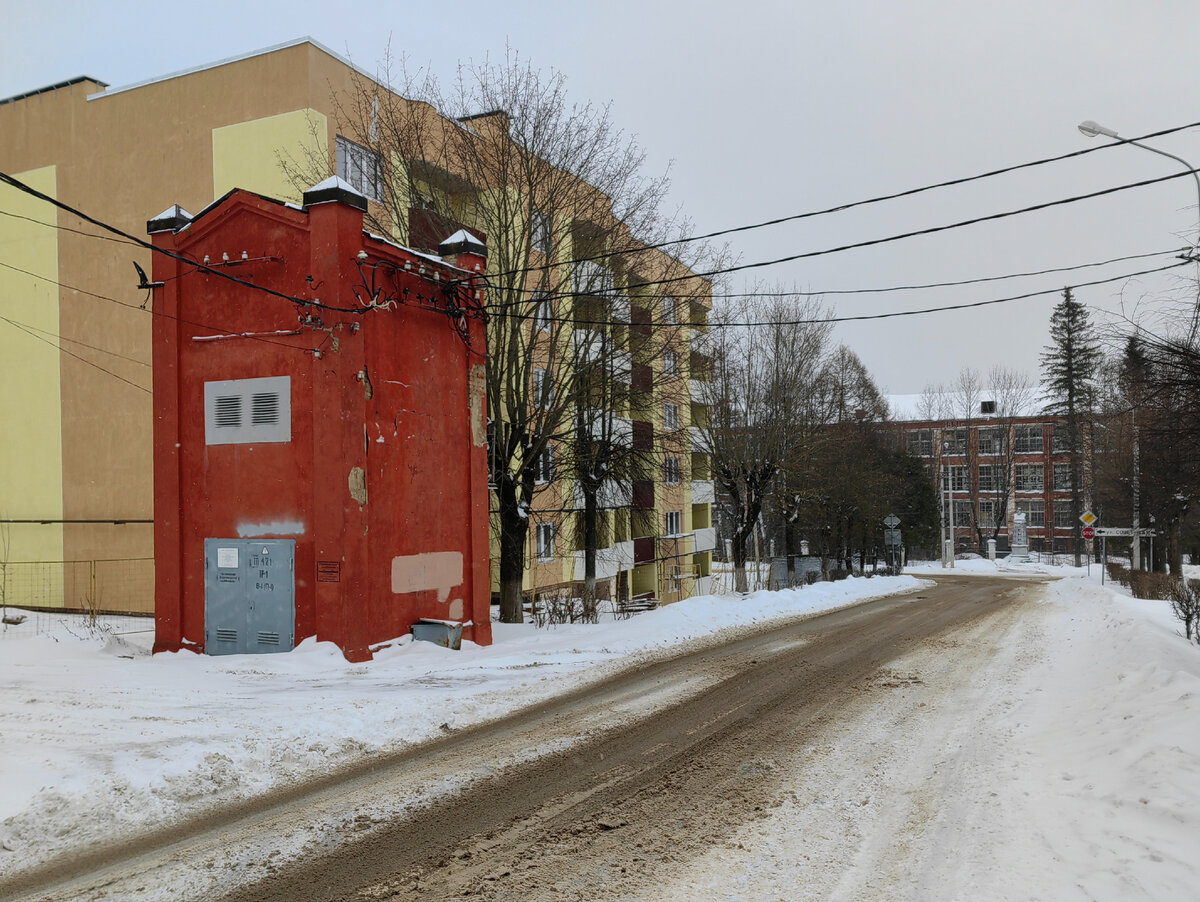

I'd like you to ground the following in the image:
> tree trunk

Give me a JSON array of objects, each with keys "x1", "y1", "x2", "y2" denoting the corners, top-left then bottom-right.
[
  {"x1": 582, "y1": 484, "x2": 599, "y2": 618},
  {"x1": 497, "y1": 478, "x2": 528, "y2": 623}
]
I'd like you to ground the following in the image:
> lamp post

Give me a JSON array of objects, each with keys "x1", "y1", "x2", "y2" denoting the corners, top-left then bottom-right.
[
  {"x1": 1078, "y1": 120, "x2": 1200, "y2": 338},
  {"x1": 1079, "y1": 120, "x2": 1200, "y2": 567}
]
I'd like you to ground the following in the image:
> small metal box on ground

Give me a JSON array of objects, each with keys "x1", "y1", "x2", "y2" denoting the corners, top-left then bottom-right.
[{"x1": 411, "y1": 619, "x2": 464, "y2": 650}]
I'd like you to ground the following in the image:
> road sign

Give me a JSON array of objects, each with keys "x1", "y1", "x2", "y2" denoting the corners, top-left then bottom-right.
[
  {"x1": 884, "y1": 529, "x2": 902, "y2": 547},
  {"x1": 1094, "y1": 527, "x2": 1156, "y2": 537},
  {"x1": 1080, "y1": 511, "x2": 1098, "y2": 526},
  {"x1": 1081, "y1": 526, "x2": 1095, "y2": 540},
  {"x1": 883, "y1": 514, "x2": 901, "y2": 529}
]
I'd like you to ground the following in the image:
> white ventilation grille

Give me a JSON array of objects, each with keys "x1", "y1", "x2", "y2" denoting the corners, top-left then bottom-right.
[{"x1": 204, "y1": 376, "x2": 291, "y2": 445}]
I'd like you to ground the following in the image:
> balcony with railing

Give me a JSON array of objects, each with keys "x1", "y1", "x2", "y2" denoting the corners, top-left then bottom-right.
[
  {"x1": 572, "y1": 259, "x2": 615, "y2": 296},
  {"x1": 691, "y1": 480, "x2": 715, "y2": 504}
]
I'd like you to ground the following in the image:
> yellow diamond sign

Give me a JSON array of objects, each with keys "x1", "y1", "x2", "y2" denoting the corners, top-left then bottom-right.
[{"x1": 1080, "y1": 511, "x2": 1098, "y2": 526}]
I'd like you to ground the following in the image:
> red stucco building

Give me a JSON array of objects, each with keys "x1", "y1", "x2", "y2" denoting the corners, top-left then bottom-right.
[{"x1": 149, "y1": 178, "x2": 492, "y2": 661}]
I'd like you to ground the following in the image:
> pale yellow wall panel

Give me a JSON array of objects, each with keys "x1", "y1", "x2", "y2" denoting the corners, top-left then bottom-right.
[
  {"x1": 0, "y1": 165, "x2": 64, "y2": 564},
  {"x1": 212, "y1": 109, "x2": 328, "y2": 203}
]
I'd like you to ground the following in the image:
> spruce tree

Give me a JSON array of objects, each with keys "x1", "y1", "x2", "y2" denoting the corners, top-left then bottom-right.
[{"x1": 1040, "y1": 288, "x2": 1102, "y2": 565}]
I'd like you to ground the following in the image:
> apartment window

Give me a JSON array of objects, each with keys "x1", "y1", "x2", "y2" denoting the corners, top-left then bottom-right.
[
  {"x1": 941, "y1": 465, "x2": 968, "y2": 492},
  {"x1": 1016, "y1": 499, "x2": 1045, "y2": 528},
  {"x1": 978, "y1": 465, "x2": 999, "y2": 493},
  {"x1": 1053, "y1": 462, "x2": 1073, "y2": 491},
  {"x1": 663, "y1": 349, "x2": 679, "y2": 377},
  {"x1": 530, "y1": 208, "x2": 551, "y2": 254},
  {"x1": 664, "y1": 403, "x2": 680, "y2": 431},
  {"x1": 953, "y1": 500, "x2": 973, "y2": 527},
  {"x1": 978, "y1": 428, "x2": 1003, "y2": 456},
  {"x1": 942, "y1": 428, "x2": 967, "y2": 455},
  {"x1": 204, "y1": 376, "x2": 291, "y2": 446},
  {"x1": 907, "y1": 428, "x2": 933, "y2": 457},
  {"x1": 665, "y1": 510, "x2": 682, "y2": 536},
  {"x1": 533, "y1": 368, "x2": 552, "y2": 409},
  {"x1": 532, "y1": 291, "x2": 552, "y2": 332},
  {"x1": 335, "y1": 135, "x2": 383, "y2": 201},
  {"x1": 662, "y1": 296, "x2": 678, "y2": 324},
  {"x1": 536, "y1": 523, "x2": 556, "y2": 561},
  {"x1": 978, "y1": 499, "x2": 997, "y2": 528},
  {"x1": 535, "y1": 445, "x2": 555, "y2": 484},
  {"x1": 1015, "y1": 464, "x2": 1044, "y2": 492},
  {"x1": 664, "y1": 457, "x2": 681, "y2": 485},
  {"x1": 1014, "y1": 425, "x2": 1043, "y2": 454},
  {"x1": 1052, "y1": 424, "x2": 1071, "y2": 453},
  {"x1": 1053, "y1": 504, "x2": 1076, "y2": 528}
]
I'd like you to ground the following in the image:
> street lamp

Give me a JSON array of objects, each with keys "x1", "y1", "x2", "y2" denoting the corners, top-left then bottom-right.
[{"x1": 1078, "y1": 119, "x2": 1200, "y2": 337}]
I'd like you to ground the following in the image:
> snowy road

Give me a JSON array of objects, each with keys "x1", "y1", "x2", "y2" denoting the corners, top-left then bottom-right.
[{"x1": 3, "y1": 566, "x2": 1198, "y2": 901}]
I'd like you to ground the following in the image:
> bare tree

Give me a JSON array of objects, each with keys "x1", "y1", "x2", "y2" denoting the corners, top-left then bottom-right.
[
  {"x1": 289, "y1": 50, "x2": 713, "y2": 621},
  {"x1": 699, "y1": 293, "x2": 831, "y2": 592}
]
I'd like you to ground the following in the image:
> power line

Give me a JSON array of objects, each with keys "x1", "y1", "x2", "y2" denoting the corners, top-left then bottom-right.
[
  {"x1": 484, "y1": 168, "x2": 1200, "y2": 305},
  {"x1": 703, "y1": 247, "x2": 1186, "y2": 299},
  {"x1": 489, "y1": 259, "x2": 1191, "y2": 328},
  {"x1": 0, "y1": 258, "x2": 314, "y2": 355},
  {"x1": 489, "y1": 119, "x2": 1200, "y2": 278},
  {"x1": 0, "y1": 314, "x2": 150, "y2": 393},
  {"x1": 0, "y1": 170, "x2": 370, "y2": 315},
  {"x1": 0, "y1": 207, "x2": 141, "y2": 247},
  {"x1": 0, "y1": 311, "x2": 152, "y2": 364}
]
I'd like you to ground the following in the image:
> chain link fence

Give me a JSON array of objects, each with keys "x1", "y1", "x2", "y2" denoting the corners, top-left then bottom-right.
[{"x1": 0, "y1": 558, "x2": 154, "y2": 616}]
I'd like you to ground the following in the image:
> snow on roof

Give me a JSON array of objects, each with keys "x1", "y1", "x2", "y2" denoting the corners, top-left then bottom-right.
[
  {"x1": 307, "y1": 175, "x2": 362, "y2": 197},
  {"x1": 151, "y1": 203, "x2": 193, "y2": 222}
]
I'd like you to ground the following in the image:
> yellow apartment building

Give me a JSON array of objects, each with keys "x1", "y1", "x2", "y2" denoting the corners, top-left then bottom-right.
[{"x1": 0, "y1": 38, "x2": 713, "y2": 613}]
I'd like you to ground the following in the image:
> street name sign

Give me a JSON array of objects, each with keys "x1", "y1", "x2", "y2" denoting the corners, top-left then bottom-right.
[{"x1": 1094, "y1": 527, "x2": 1156, "y2": 537}]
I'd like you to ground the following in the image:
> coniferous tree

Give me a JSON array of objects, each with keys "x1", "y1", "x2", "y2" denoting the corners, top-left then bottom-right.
[{"x1": 1040, "y1": 288, "x2": 1102, "y2": 565}]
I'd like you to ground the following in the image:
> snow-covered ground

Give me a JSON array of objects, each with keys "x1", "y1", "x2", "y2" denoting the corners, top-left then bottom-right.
[
  {"x1": 655, "y1": 563, "x2": 1200, "y2": 901},
  {"x1": 3, "y1": 561, "x2": 1198, "y2": 901},
  {"x1": 0, "y1": 573, "x2": 921, "y2": 876}
]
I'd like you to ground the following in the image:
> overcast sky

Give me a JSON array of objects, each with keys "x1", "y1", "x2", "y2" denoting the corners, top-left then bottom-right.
[{"x1": 6, "y1": 1, "x2": 1200, "y2": 396}]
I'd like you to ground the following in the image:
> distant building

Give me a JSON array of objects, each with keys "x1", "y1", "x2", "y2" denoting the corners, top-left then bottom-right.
[{"x1": 895, "y1": 403, "x2": 1088, "y2": 556}]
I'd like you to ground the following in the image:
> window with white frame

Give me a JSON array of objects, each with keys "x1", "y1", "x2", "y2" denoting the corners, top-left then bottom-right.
[
  {"x1": 533, "y1": 368, "x2": 552, "y2": 409},
  {"x1": 978, "y1": 465, "x2": 999, "y2": 492},
  {"x1": 530, "y1": 208, "x2": 551, "y2": 254},
  {"x1": 941, "y1": 465, "x2": 968, "y2": 492},
  {"x1": 1052, "y1": 424, "x2": 1071, "y2": 453},
  {"x1": 663, "y1": 349, "x2": 679, "y2": 377},
  {"x1": 1014, "y1": 424, "x2": 1044, "y2": 454},
  {"x1": 664, "y1": 456, "x2": 681, "y2": 485},
  {"x1": 1053, "y1": 503, "x2": 1076, "y2": 528},
  {"x1": 662, "y1": 296, "x2": 678, "y2": 324},
  {"x1": 532, "y1": 291, "x2": 552, "y2": 332},
  {"x1": 953, "y1": 500, "x2": 973, "y2": 527},
  {"x1": 335, "y1": 135, "x2": 383, "y2": 201},
  {"x1": 1053, "y1": 462, "x2": 1073, "y2": 491},
  {"x1": 664, "y1": 402, "x2": 680, "y2": 431},
  {"x1": 977, "y1": 498, "x2": 998, "y2": 528},
  {"x1": 942, "y1": 428, "x2": 967, "y2": 455},
  {"x1": 1015, "y1": 463, "x2": 1044, "y2": 492},
  {"x1": 535, "y1": 445, "x2": 555, "y2": 483},
  {"x1": 978, "y1": 428, "x2": 1004, "y2": 456},
  {"x1": 665, "y1": 510, "x2": 682, "y2": 536},
  {"x1": 204, "y1": 376, "x2": 291, "y2": 446},
  {"x1": 907, "y1": 428, "x2": 933, "y2": 456},
  {"x1": 1016, "y1": 499, "x2": 1045, "y2": 527},
  {"x1": 536, "y1": 522, "x2": 556, "y2": 561}
]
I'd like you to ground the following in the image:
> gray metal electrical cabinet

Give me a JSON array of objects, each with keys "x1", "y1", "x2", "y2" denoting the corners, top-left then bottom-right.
[{"x1": 204, "y1": 538, "x2": 296, "y2": 655}]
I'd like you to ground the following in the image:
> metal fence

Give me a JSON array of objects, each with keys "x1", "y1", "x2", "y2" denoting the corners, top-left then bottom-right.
[{"x1": 0, "y1": 558, "x2": 154, "y2": 615}]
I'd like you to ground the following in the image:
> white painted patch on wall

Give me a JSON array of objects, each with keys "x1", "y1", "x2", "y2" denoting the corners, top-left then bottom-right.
[
  {"x1": 236, "y1": 520, "x2": 306, "y2": 538},
  {"x1": 448, "y1": 598, "x2": 464, "y2": 620},
  {"x1": 391, "y1": 551, "x2": 463, "y2": 604}
]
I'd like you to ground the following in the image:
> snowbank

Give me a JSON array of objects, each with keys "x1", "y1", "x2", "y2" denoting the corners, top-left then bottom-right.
[{"x1": 0, "y1": 574, "x2": 922, "y2": 873}]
